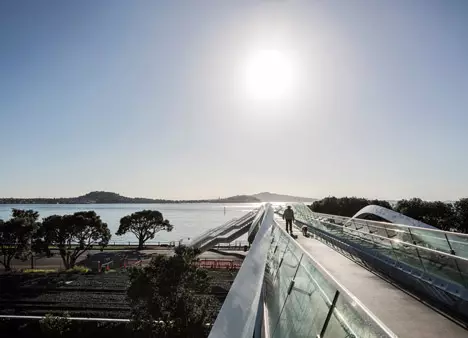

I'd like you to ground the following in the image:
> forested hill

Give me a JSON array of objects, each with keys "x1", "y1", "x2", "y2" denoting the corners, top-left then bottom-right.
[{"x1": 0, "y1": 191, "x2": 261, "y2": 204}]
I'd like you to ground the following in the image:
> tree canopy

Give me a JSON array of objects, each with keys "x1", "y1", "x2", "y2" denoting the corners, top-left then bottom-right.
[
  {"x1": 35, "y1": 211, "x2": 111, "y2": 269},
  {"x1": 454, "y1": 198, "x2": 468, "y2": 233},
  {"x1": 309, "y1": 196, "x2": 468, "y2": 233},
  {"x1": 394, "y1": 198, "x2": 456, "y2": 231},
  {"x1": 0, "y1": 209, "x2": 39, "y2": 271},
  {"x1": 128, "y1": 246, "x2": 217, "y2": 338},
  {"x1": 116, "y1": 210, "x2": 173, "y2": 249},
  {"x1": 310, "y1": 197, "x2": 392, "y2": 217}
]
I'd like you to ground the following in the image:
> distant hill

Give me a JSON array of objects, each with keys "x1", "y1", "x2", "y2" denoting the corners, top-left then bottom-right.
[
  {"x1": 74, "y1": 191, "x2": 160, "y2": 204},
  {"x1": 217, "y1": 195, "x2": 261, "y2": 203},
  {"x1": 0, "y1": 191, "x2": 316, "y2": 204},
  {"x1": 252, "y1": 192, "x2": 316, "y2": 203},
  {"x1": 0, "y1": 191, "x2": 261, "y2": 204}
]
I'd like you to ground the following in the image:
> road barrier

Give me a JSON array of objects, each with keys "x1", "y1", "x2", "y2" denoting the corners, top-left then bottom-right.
[{"x1": 196, "y1": 259, "x2": 242, "y2": 270}]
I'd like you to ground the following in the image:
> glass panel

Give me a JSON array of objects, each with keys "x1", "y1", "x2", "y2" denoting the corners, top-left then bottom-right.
[
  {"x1": 281, "y1": 264, "x2": 330, "y2": 337},
  {"x1": 271, "y1": 234, "x2": 289, "y2": 277},
  {"x1": 370, "y1": 236, "x2": 397, "y2": 258},
  {"x1": 417, "y1": 248, "x2": 468, "y2": 287},
  {"x1": 271, "y1": 245, "x2": 300, "y2": 337},
  {"x1": 264, "y1": 218, "x2": 396, "y2": 338},
  {"x1": 389, "y1": 241, "x2": 426, "y2": 272},
  {"x1": 381, "y1": 223, "x2": 410, "y2": 243},
  {"x1": 409, "y1": 228, "x2": 452, "y2": 254},
  {"x1": 446, "y1": 233, "x2": 468, "y2": 259},
  {"x1": 331, "y1": 291, "x2": 394, "y2": 338},
  {"x1": 306, "y1": 260, "x2": 336, "y2": 302},
  {"x1": 321, "y1": 309, "x2": 351, "y2": 338},
  {"x1": 264, "y1": 230, "x2": 289, "y2": 333},
  {"x1": 367, "y1": 222, "x2": 389, "y2": 238},
  {"x1": 456, "y1": 259, "x2": 468, "y2": 287}
]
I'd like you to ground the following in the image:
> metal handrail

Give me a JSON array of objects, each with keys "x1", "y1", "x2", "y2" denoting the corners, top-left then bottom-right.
[
  {"x1": 190, "y1": 211, "x2": 257, "y2": 248},
  {"x1": 282, "y1": 207, "x2": 468, "y2": 289},
  {"x1": 317, "y1": 218, "x2": 468, "y2": 263},
  {"x1": 294, "y1": 205, "x2": 468, "y2": 261},
  {"x1": 189, "y1": 210, "x2": 257, "y2": 246}
]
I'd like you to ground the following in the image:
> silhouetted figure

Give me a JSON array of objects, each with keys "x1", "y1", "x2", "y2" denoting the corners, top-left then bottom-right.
[{"x1": 283, "y1": 206, "x2": 295, "y2": 235}]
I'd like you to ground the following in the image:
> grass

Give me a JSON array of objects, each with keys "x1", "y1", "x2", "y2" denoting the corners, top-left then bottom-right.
[
  {"x1": 104, "y1": 269, "x2": 117, "y2": 274},
  {"x1": 65, "y1": 265, "x2": 90, "y2": 274},
  {"x1": 23, "y1": 268, "x2": 57, "y2": 273}
]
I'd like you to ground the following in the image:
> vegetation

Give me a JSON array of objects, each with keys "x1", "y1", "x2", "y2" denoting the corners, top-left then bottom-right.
[
  {"x1": 394, "y1": 198, "x2": 455, "y2": 230},
  {"x1": 0, "y1": 319, "x2": 131, "y2": 338},
  {"x1": 0, "y1": 207, "x2": 174, "y2": 271},
  {"x1": 310, "y1": 197, "x2": 392, "y2": 217},
  {"x1": 116, "y1": 210, "x2": 173, "y2": 249},
  {"x1": 34, "y1": 211, "x2": 111, "y2": 269},
  {"x1": 0, "y1": 209, "x2": 39, "y2": 271},
  {"x1": 309, "y1": 197, "x2": 468, "y2": 233},
  {"x1": 23, "y1": 268, "x2": 57, "y2": 273},
  {"x1": 127, "y1": 246, "x2": 218, "y2": 337},
  {"x1": 39, "y1": 313, "x2": 72, "y2": 337},
  {"x1": 65, "y1": 265, "x2": 90, "y2": 274}
]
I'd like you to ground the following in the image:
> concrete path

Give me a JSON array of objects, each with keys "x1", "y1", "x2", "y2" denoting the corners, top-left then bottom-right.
[{"x1": 275, "y1": 216, "x2": 468, "y2": 338}]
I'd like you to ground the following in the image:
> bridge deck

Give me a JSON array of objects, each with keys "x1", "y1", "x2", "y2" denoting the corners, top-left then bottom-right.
[{"x1": 274, "y1": 216, "x2": 468, "y2": 338}]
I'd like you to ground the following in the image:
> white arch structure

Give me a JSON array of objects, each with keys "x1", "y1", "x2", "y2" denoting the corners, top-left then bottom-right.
[{"x1": 351, "y1": 205, "x2": 438, "y2": 230}]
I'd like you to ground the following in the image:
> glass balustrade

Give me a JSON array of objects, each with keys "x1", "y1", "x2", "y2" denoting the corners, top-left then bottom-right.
[
  {"x1": 290, "y1": 204, "x2": 468, "y2": 288},
  {"x1": 264, "y1": 224, "x2": 395, "y2": 338},
  {"x1": 292, "y1": 204, "x2": 468, "y2": 262}
]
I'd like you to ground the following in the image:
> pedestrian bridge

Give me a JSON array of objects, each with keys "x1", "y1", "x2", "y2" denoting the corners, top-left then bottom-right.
[{"x1": 198, "y1": 203, "x2": 468, "y2": 338}]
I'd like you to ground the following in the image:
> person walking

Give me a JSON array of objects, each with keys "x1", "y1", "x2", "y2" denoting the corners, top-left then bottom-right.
[{"x1": 283, "y1": 206, "x2": 295, "y2": 235}]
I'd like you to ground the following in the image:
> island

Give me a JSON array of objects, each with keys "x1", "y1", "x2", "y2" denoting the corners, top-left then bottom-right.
[{"x1": 0, "y1": 191, "x2": 261, "y2": 204}]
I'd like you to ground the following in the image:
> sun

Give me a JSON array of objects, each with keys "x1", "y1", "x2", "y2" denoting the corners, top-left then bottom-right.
[{"x1": 244, "y1": 49, "x2": 294, "y2": 100}]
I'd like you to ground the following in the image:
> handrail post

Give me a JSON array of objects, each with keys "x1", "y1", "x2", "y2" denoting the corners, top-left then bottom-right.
[
  {"x1": 407, "y1": 228, "x2": 427, "y2": 273},
  {"x1": 444, "y1": 233, "x2": 456, "y2": 255},
  {"x1": 318, "y1": 290, "x2": 340, "y2": 338},
  {"x1": 444, "y1": 234, "x2": 467, "y2": 287},
  {"x1": 273, "y1": 241, "x2": 290, "y2": 280},
  {"x1": 407, "y1": 227, "x2": 417, "y2": 245},
  {"x1": 384, "y1": 226, "x2": 397, "y2": 260}
]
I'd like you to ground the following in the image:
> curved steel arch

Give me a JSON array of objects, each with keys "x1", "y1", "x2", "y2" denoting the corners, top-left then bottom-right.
[{"x1": 351, "y1": 205, "x2": 438, "y2": 229}]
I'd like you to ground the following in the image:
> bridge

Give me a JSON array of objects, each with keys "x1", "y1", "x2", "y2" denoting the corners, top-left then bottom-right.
[{"x1": 190, "y1": 203, "x2": 468, "y2": 338}]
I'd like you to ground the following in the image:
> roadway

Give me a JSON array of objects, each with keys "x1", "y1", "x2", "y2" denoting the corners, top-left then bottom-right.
[{"x1": 6, "y1": 248, "x2": 245, "y2": 271}]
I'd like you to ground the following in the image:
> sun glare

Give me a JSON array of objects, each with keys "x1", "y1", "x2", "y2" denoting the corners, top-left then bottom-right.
[{"x1": 245, "y1": 49, "x2": 294, "y2": 100}]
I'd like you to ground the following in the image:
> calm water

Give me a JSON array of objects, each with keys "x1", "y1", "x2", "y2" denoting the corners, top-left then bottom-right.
[{"x1": 0, "y1": 203, "x2": 262, "y2": 244}]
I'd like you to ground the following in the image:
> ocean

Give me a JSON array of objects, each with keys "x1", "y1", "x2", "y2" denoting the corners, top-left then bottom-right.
[{"x1": 0, "y1": 203, "x2": 263, "y2": 244}]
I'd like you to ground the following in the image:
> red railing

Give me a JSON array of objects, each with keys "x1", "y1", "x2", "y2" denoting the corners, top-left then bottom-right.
[{"x1": 195, "y1": 259, "x2": 242, "y2": 270}]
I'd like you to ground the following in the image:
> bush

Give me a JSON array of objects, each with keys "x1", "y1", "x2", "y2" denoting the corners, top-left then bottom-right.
[
  {"x1": 23, "y1": 268, "x2": 57, "y2": 273},
  {"x1": 40, "y1": 313, "x2": 72, "y2": 337},
  {"x1": 66, "y1": 265, "x2": 90, "y2": 274}
]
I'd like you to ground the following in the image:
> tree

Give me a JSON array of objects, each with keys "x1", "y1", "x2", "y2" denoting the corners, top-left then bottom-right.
[
  {"x1": 116, "y1": 210, "x2": 173, "y2": 249},
  {"x1": 127, "y1": 246, "x2": 217, "y2": 338},
  {"x1": 36, "y1": 211, "x2": 111, "y2": 269},
  {"x1": 395, "y1": 198, "x2": 455, "y2": 230},
  {"x1": 368, "y1": 199, "x2": 393, "y2": 210},
  {"x1": 0, "y1": 209, "x2": 39, "y2": 271},
  {"x1": 309, "y1": 197, "x2": 392, "y2": 217},
  {"x1": 454, "y1": 198, "x2": 468, "y2": 233}
]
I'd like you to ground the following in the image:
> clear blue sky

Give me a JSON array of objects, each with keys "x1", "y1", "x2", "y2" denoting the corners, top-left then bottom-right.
[{"x1": 1, "y1": 0, "x2": 467, "y2": 200}]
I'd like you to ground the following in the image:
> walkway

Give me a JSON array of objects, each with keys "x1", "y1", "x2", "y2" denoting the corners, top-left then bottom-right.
[{"x1": 275, "y1": 215, "x2": 468, "y2": 338}]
